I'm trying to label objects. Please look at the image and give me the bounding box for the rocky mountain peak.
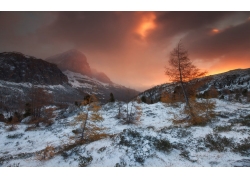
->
[46,49,113,84]
[46,49,92,77]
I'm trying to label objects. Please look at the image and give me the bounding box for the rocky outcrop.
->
[0,52,68,85]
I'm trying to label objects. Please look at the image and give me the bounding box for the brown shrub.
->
[36,144,55,161]
[185,99,216,125]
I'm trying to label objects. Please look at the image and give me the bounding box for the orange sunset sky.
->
[0,12,250,91]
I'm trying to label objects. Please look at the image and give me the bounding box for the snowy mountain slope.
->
[138,68,250,102]
[199,68,250,92]
[64,70,110,89]
[0,99,250,167]
[46,49,140,101]
[0,79,83,108]
[0,51,139,106]
[63,70,139,102]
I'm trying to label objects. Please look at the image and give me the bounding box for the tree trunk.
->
[177,43,190,109]
[180,81,190,108]
[177,43,193,119]
[81,111,88,140]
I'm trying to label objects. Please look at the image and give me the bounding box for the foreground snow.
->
[0,99,250,167]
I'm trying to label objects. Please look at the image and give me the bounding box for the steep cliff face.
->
[0,52,68,85]
[46,49,93,78]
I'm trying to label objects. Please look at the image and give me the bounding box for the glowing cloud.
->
[212,28,220,34]
[136,13,156,39]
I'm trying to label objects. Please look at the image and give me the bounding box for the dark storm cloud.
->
[0,11,250,90]
[147,12,234,42]
[184,20,250,60]
[37,12,140,52]
[0,12,56,56]
[146,11,250,69]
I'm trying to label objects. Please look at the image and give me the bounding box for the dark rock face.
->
[46,49,92,78]
[0,52,68,85]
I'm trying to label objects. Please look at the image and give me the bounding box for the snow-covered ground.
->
[0,99,250,167]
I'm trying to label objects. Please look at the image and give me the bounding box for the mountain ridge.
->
[138,68,250,103]
[0,51,68,85]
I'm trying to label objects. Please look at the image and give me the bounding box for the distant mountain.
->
[0,52,68,85]
[0,52,86,109]
[0,51,139,106]
[46,49,112,84]
[138,68,250,103]
[64,70,139,102]
[46,49,139,101]
[46,49,92,77]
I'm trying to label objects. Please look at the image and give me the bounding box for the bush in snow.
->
[160,91,182,108]
[121,101,142,125]
[0,113,5,122]
[203,134,234,152]
[213,125,232,132]
[153,139,172,153]
[240,114,250,127]
[115,159,127,167]
[233,137,250,156]
[78,155,93,167]
[36,144,55,161]
[6,133,24,139]
[114,129,173,165]
[184,98,216,125]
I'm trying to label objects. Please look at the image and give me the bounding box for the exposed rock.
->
[0,52,68,85]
